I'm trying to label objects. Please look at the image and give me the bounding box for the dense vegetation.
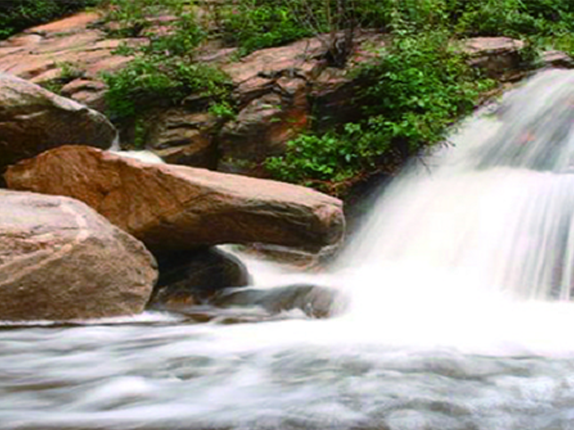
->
[4,0,574,194]
[258,0,574,193]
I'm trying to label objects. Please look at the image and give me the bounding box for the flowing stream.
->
[3,69,574,430]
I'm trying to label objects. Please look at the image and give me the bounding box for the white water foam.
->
[237,69,574,357]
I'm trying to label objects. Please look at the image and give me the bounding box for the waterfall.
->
[336,69,574,302]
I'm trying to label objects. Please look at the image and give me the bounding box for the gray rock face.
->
[0,73,116,175]
[0,190,157,321]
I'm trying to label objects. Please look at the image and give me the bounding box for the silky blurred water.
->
[3,69,574,430]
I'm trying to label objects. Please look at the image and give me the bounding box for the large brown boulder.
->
[0,190,157,321]
[461,37,526,78]
[0,73,116,175]
[5,145,345,254]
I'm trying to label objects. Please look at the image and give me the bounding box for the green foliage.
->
[104,0,177,37]
[103,55,231,120]
[143,12,206,57]
[101,1,232,124]
[215,0,574,56]
[208,101,237,121]
[0,0,100,40]
[217,1,316,55]
[266,30,496,194]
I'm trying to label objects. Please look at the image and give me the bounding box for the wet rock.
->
[212,284,347,318]
[5,145,345,254]
[462,37,526,78]
[0,190,157,321]
[150,247,250,307]
[0,73,116,177]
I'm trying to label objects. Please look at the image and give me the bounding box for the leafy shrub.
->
[103,0,178,37]
[101,2,233,123]
[143,12,206,57]
[103,55,232,120]
[266,30,495,194]
[217,1,317,55]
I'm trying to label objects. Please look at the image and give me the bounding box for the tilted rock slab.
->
[5,146,345,254]
[0,73,116,175]
[0,190,157,321]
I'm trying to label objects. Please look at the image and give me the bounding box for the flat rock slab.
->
[0,73,116,174]
[0,12,144,110]
[5,145,345,254]
[0,190,157,321]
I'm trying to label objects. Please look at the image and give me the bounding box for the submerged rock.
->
[212,284,348,319]
[0,73,116,176]
[0,190,157,321]
[150,247,250,307]
[5,145,345,254]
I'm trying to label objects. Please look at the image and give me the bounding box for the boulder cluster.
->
[0,73,345,321]
[1,11,573,322]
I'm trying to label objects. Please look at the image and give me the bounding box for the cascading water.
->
[3,69,574,430]
[340,69,574,302]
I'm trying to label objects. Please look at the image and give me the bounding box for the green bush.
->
[217,1,317,55]
[101,2,233,122]
[266,30,495,194]
[103,55,232,120]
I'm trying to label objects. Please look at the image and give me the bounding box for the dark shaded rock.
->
[218,91,308,175]
[0,189,157,321]
[150,247,250,307]
[144,110,221,169]
[212,284,347,318]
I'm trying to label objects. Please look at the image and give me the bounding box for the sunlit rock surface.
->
[0,190,157,321]
[5,145,345,254]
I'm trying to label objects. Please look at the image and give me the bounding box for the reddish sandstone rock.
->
[0,12,144,110]
[217,31,386,175]
[0,190,157,321]
[5,145,345,254]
